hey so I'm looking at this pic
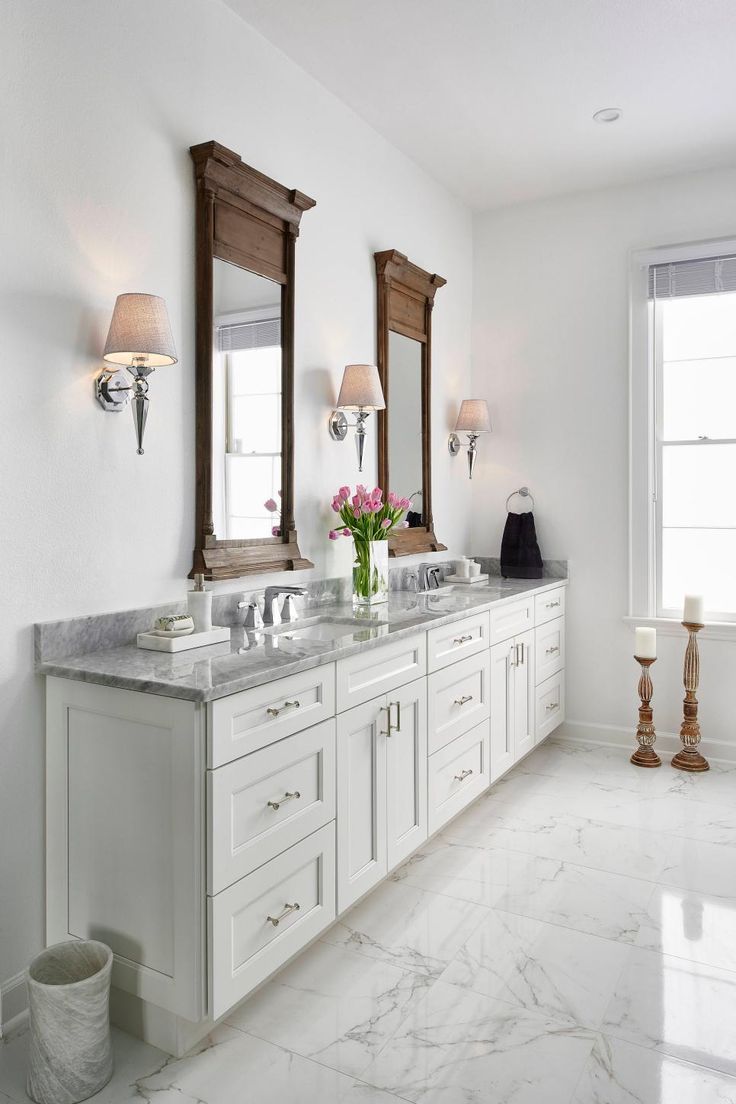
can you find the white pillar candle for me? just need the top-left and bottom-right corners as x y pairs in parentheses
(683, 594), (704, 624)
(635, 626), (657, 659)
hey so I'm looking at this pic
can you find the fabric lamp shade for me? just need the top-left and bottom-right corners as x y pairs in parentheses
(454, 399), (491, 433)
(336, 364), (385, 411)
(103, 293), (178, 367)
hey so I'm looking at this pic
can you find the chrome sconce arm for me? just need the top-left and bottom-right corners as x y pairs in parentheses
(328, 364), (385, 473)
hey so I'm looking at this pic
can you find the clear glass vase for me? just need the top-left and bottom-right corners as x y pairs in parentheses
(352, 539), (389, 605)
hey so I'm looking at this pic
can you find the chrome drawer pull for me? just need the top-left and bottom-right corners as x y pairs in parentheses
(266, 902), (300, 927)
(381, 704), (393, 737)
(453, 634), (472, 645)
(454, 768), (474, 782)
(545, 645), (560, 655)
(390, 699), (402, 733)
(266, 699), (301, 718)
(453, 694), (473, 707)
(545, 701), (559, 712)
(267, 790), (301, 811)
(546, 600), (560, 609)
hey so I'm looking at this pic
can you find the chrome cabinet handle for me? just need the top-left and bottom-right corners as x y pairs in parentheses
(266, 902), (300, 927)
(515, 642), (526, 666)
(381, 704), (393, 737)
(545, 645), (560, 655)
(510, 644), (517, 667)
(454, 768), (474, 782)
(545, 701), (559, 712)
(453, 694), (473, 707)
(266, 699), (301, 718)
(267, 790), (301, 811)
(390, 699), (402, 732)
(453, 634), (472, 645)
(546, 600), (561, 609)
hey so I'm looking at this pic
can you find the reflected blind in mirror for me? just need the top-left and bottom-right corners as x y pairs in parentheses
(649, 254), (736, 299)
(217, 318), (281, 352)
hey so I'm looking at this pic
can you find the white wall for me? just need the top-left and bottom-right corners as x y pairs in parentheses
(0, 0), (473, 996)
(472, 165), (736, 754)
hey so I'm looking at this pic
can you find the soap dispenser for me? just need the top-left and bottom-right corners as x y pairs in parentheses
(188, 573), (213, 633)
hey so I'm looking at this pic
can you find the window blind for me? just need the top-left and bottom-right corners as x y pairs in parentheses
(649, 254), (736, 299)
(217, 317), (280, 352)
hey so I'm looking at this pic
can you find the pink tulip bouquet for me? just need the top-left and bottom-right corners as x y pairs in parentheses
(328, 485), (411, 604)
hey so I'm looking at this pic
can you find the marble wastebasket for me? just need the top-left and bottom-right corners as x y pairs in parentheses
(26, 940), (114, 1104)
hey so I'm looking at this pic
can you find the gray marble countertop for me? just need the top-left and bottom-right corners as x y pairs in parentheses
(36, 577), (567, 703)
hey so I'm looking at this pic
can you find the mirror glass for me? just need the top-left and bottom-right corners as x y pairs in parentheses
(212, 259), (283, 540)
(388, 329), (424, 526)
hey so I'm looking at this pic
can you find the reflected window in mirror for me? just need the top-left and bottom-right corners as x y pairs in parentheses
(387, 330), (424, 527)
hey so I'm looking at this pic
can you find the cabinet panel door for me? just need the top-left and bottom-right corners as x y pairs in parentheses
(534, 587), (566, 626)
(490, 641), (514, 783)
(427, 611), (490, 673)
(536, 670), (566, 742)
(428, 721), (490, 835)
(427, 651), (491, 755)
(513, 629), (535, 762)
(336, 697), (388, 912)
(386, 677), (428, 872)
(534, 616), (565, 685)
(336, 635), (426, 713)
(489, 598), (534, 645)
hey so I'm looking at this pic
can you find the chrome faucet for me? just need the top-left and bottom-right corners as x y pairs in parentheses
(263, 586), (307, 626)
(237, 600), (263, 630)
(418, 564), (442, 591)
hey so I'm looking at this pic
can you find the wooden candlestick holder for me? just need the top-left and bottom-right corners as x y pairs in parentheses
(631, 655), (661, 767)
(672, 622), (709, 772)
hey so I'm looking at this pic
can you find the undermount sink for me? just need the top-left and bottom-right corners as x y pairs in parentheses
(263, 615), (389, 643)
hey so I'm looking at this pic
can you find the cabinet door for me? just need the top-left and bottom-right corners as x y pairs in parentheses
(513, 630), (535, 762)
(336, 697), (388, 912)
(490, 641), (514, 783)
(386, 677), (428, 872)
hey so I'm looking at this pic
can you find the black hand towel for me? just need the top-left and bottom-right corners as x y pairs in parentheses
(500, 511), (543, 579)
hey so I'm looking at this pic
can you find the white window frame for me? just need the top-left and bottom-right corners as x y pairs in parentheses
(628, 235), (736, 635)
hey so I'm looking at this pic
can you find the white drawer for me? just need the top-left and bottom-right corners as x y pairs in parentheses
(427, 651), (491, 755)
(489, 598), (534, 645)
(428, 721), (490, 834)
(208, 719), (336, 894)
(209, 664), (336, 768)
(336, 634), (426, 713)
(535, 587), (565, 626)
(534, 616), (565, 685)
(209, 823), (335, 1020)
(535, 670), (565, 741)
(427, 611), (490, 673)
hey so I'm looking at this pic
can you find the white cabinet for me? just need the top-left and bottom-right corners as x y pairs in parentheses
(428, 720), (490, 834)
(534, 586), (565, 626)
(489, 629), (535, 781)
(536, 670), (566, 741)
(534, 616), (565, 685)
(336, 634), (426, 712)
(489, 597), (534, 645)
(427, 651), (491, 755)
(427, 611), (490, 672)
(336, 677), (427, 911)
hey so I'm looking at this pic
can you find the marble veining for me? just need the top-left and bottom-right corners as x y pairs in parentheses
(3, 737), (736, 1104)
(35, 576), (566, 702)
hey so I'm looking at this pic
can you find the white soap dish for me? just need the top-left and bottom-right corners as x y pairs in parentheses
(137, 626), (231, 652)
(444, 573), (490, 585)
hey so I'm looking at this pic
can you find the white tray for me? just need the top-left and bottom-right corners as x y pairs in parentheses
(444, 573), (490, 585)
(137, 626), (231, 652)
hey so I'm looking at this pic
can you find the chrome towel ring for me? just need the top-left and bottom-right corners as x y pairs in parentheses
(506, 486), (535, 511)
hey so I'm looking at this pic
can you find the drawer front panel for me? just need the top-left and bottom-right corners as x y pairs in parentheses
(428, 722), (490, 834)
(336, 635), (426, 713)
(208, 720), (336, 895)
(209, 823), (335, 1019)
(489, 598), (534, 645)
(427, 651), (491, 755)
(535, 671), (566, 741)
(534, 617), (565, 685)
(427, 612), (491, 673)
(209, 664), (336, 768)
(534, 587), (566, 627)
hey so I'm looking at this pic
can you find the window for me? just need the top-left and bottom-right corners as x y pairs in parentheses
(631, 242), (736, 623)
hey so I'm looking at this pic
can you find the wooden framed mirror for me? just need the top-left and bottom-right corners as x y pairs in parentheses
(190, 141), (315, 579)
(375, 249), (447, 556)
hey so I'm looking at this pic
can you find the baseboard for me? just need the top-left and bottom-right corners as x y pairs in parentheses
(1, 972), (28, 1038)
(556, 720), (736, 765)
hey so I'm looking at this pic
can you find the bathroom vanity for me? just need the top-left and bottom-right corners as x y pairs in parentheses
(39, 577), (566, 1056)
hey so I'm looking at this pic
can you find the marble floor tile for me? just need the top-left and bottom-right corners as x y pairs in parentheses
(321, 879), (489, 978)
(638, 884), (736, 973)
(391, 836), (517, 907)
(363, 979), (596, 1104)
(601, 946), (736, 1077)
(135, 1025), (407, 1103)
(225, 941), (432, 1080)
(661, 836), (736, 898)
(571, 1034), (736, 1104)
(440, 907), (630, 1029)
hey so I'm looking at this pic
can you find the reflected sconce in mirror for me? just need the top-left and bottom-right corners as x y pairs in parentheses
(448, 399), (491, 478)
(95, 293), (177, 454)
(328, 363), (386, 472)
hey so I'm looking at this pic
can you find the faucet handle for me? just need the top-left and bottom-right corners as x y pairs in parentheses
(240, 601), (263, 630)
(281, 594), (301, 622)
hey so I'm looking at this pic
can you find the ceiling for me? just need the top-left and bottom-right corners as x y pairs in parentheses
(223, 0), (736, 211)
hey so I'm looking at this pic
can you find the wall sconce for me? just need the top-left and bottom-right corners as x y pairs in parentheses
(328, 363), (385, 472)
(448, 399), (491, 478)
(95, 293), (177, 454)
